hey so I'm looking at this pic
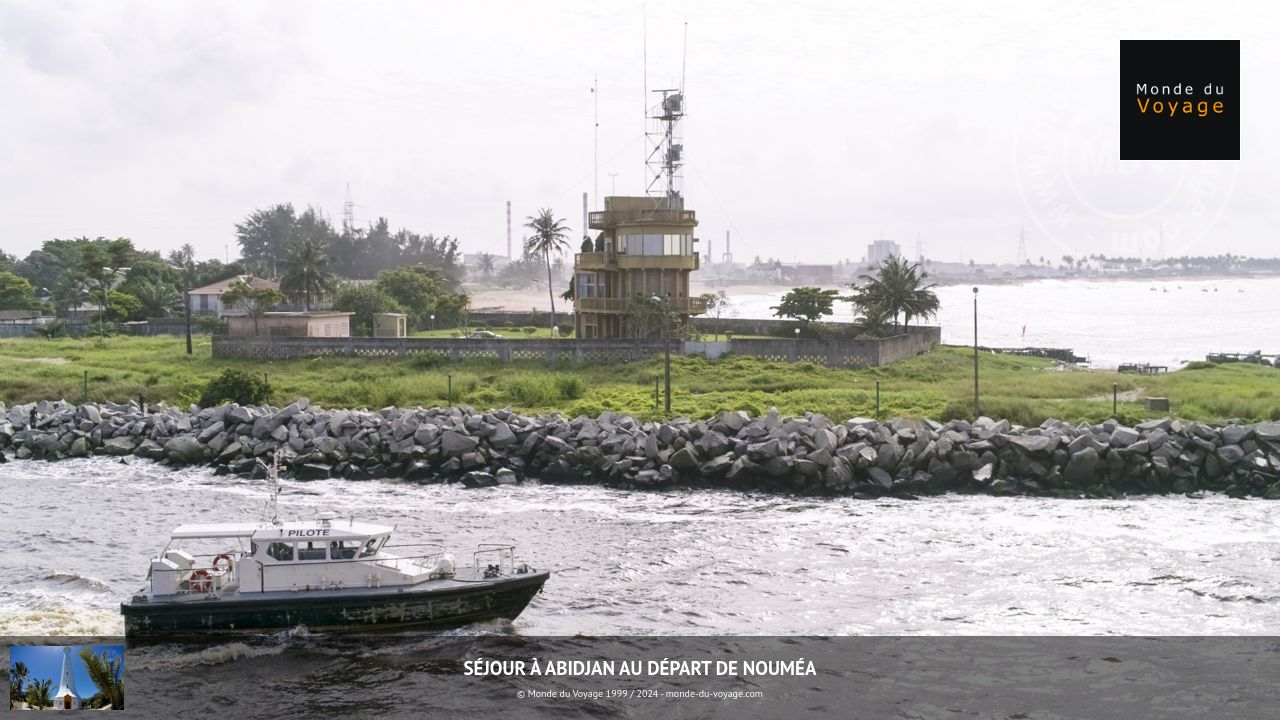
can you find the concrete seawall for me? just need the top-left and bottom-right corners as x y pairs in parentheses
(3, 399), (1279, 499)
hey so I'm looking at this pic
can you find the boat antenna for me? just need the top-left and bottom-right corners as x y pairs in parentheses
(270, 449), (283, 526)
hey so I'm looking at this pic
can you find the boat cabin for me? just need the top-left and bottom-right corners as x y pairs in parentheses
(147, 511), (446, 597)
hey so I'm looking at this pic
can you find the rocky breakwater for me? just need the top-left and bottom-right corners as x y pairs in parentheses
(3, 399), (1280, 499)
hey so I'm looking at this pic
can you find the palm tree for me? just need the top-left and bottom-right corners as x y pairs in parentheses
(478, 252), (496, 278)
(9, 660), (28, 708)
(132, 279), (182, 318)
(847, 256), (939, 332)
(523, 208), (571, 332)
(279, 236), (335, 310)
(167, 243), (196, 268)
(78, 647), (125, 710)
(25, 678), (53, 710)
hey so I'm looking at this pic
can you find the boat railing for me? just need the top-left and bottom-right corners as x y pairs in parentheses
(473, 544), (518, 577)
(259, 550), (453, 591)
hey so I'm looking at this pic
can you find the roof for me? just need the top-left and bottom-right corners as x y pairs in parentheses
(171, 523), (262, 539)
(189, 275), (278, 295)
(259, 311), (353, 318)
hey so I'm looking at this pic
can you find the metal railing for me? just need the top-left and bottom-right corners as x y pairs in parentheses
(576, 296), (709, 314)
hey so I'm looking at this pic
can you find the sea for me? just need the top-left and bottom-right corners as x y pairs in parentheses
(5, 460), (1280, 717)
(724, 276), (1280, 369)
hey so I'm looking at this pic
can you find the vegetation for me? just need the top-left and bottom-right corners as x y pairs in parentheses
(9, 660), (27, 707)
(77, 647), (124, 710)
(374, 265), (468, 330)
(200, 368), (273, 407)
(700, 290), (733, 340)
(24, 678), (52, 711)
(332, 284), (403, 336)
(2, 337), (1278, 426)
(0, 271), (38, 310)
(221, 280), (285, 335)
(278, 235), (336, 310)
(523, 208), (572, 332)
(235, 203), (463, 283)
(771, 287), (839, 325)
(847, 256), (940, 331)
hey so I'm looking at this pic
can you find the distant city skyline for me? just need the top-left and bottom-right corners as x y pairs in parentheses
(2, 1), (1277, 265)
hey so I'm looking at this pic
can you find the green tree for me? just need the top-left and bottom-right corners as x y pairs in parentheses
(332, 283), (403, 336)
(846, 256), (939, 331)
(477, 252), (496, 278)
(78, 647), (125, 710)
(221, 279), (284, 334)
(523, 208), (571, 332)
(25, 677), (53, 710)
(0, 271), (38, 310)
(104, 290), (142, 322)
(771, 287), (838, 325)
(375, 265), (466, 329)
(279, 236), (335, 310)
(0, 249), (15, 273)
(235, 204), (297, 277)
(9, 659), (28, 707)
(78, 238), (135, 336)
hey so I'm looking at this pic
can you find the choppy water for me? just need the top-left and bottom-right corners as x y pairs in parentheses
(4, 458), (1280, 637)
(727, 276), (1280, 368)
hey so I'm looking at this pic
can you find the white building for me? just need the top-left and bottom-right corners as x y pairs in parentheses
(865, 239), (901, 268)
(188, 275), (277, 317)
(54, 646), (82, 710)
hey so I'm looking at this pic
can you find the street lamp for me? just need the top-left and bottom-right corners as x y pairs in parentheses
(652, 295), (671, 415)
(972, 287), (979, 419)
(794, 326), (801, 361)
(430, 314), (435, 332)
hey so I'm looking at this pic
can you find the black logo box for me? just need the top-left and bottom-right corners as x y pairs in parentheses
(1120, 39), (1239, 160)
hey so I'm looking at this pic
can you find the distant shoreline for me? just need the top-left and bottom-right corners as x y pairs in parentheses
(468, 273), (1280, 312)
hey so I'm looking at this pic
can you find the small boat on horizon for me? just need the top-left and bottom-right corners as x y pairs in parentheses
(121, 458), (548, 640)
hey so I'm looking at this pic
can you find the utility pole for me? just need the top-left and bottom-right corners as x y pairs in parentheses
(506, 201), (512, 259)
(184, 290), (193, 355)
(653, 295), (672, 415)
(972, 287), (980, 418)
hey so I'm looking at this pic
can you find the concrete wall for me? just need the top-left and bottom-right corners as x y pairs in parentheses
(212, 327), (941, 368)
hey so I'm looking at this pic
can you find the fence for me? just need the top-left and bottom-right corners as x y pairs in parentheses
(728, 327), (939, 369)
(213, 336), (674, 363)
(212, 326), (941, 367)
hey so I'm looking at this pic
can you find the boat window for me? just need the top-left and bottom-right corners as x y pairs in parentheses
(266, 542), (294, 562)
(298, 541), (326, 562)
(359, 536), (384, 558)
(330, 540), (361, 560)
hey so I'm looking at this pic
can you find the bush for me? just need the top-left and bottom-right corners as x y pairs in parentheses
(199, 368), (272, 407)
(31, 320), (66, 339)
(85, 320), (119, 337)
(1183, 361), (1217, 370)
(555, 375), (587, 400)
(522, 326), (538, 335)
(194, 316), (228, 334)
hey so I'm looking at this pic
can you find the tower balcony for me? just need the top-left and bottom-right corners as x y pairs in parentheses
(574, 253), (700, 271)
(575, 295), (709, 315)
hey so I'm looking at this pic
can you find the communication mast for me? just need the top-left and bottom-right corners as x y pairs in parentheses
(1016, 225), (1029, 266)
(646, 88), (685, 201)
(342, 184), (357, 234)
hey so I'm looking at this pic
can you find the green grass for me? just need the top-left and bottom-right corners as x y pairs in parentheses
(0, 336), (1277, 425)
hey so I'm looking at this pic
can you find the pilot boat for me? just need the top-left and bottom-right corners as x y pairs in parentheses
(121, 459), (548, 639)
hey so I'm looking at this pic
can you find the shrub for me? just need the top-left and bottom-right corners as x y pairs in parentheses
(199, 368), (272, 407)
(1183, 360), (1216, 370)
(194, 316), (228, 334)
(85, 320), (119, 337)
(555, 375), (587, 400)
(522, 326), (538, 335)
(31, 320), (66, 339)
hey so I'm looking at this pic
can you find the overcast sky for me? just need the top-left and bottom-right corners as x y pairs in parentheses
(2, 1), (1276, 265)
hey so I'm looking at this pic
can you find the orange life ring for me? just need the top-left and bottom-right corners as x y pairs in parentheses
(213, 554), (234, 572)
(189, 569), (213, 593)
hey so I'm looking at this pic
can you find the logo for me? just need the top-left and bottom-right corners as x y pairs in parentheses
(1120, 40), (1239, 160)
